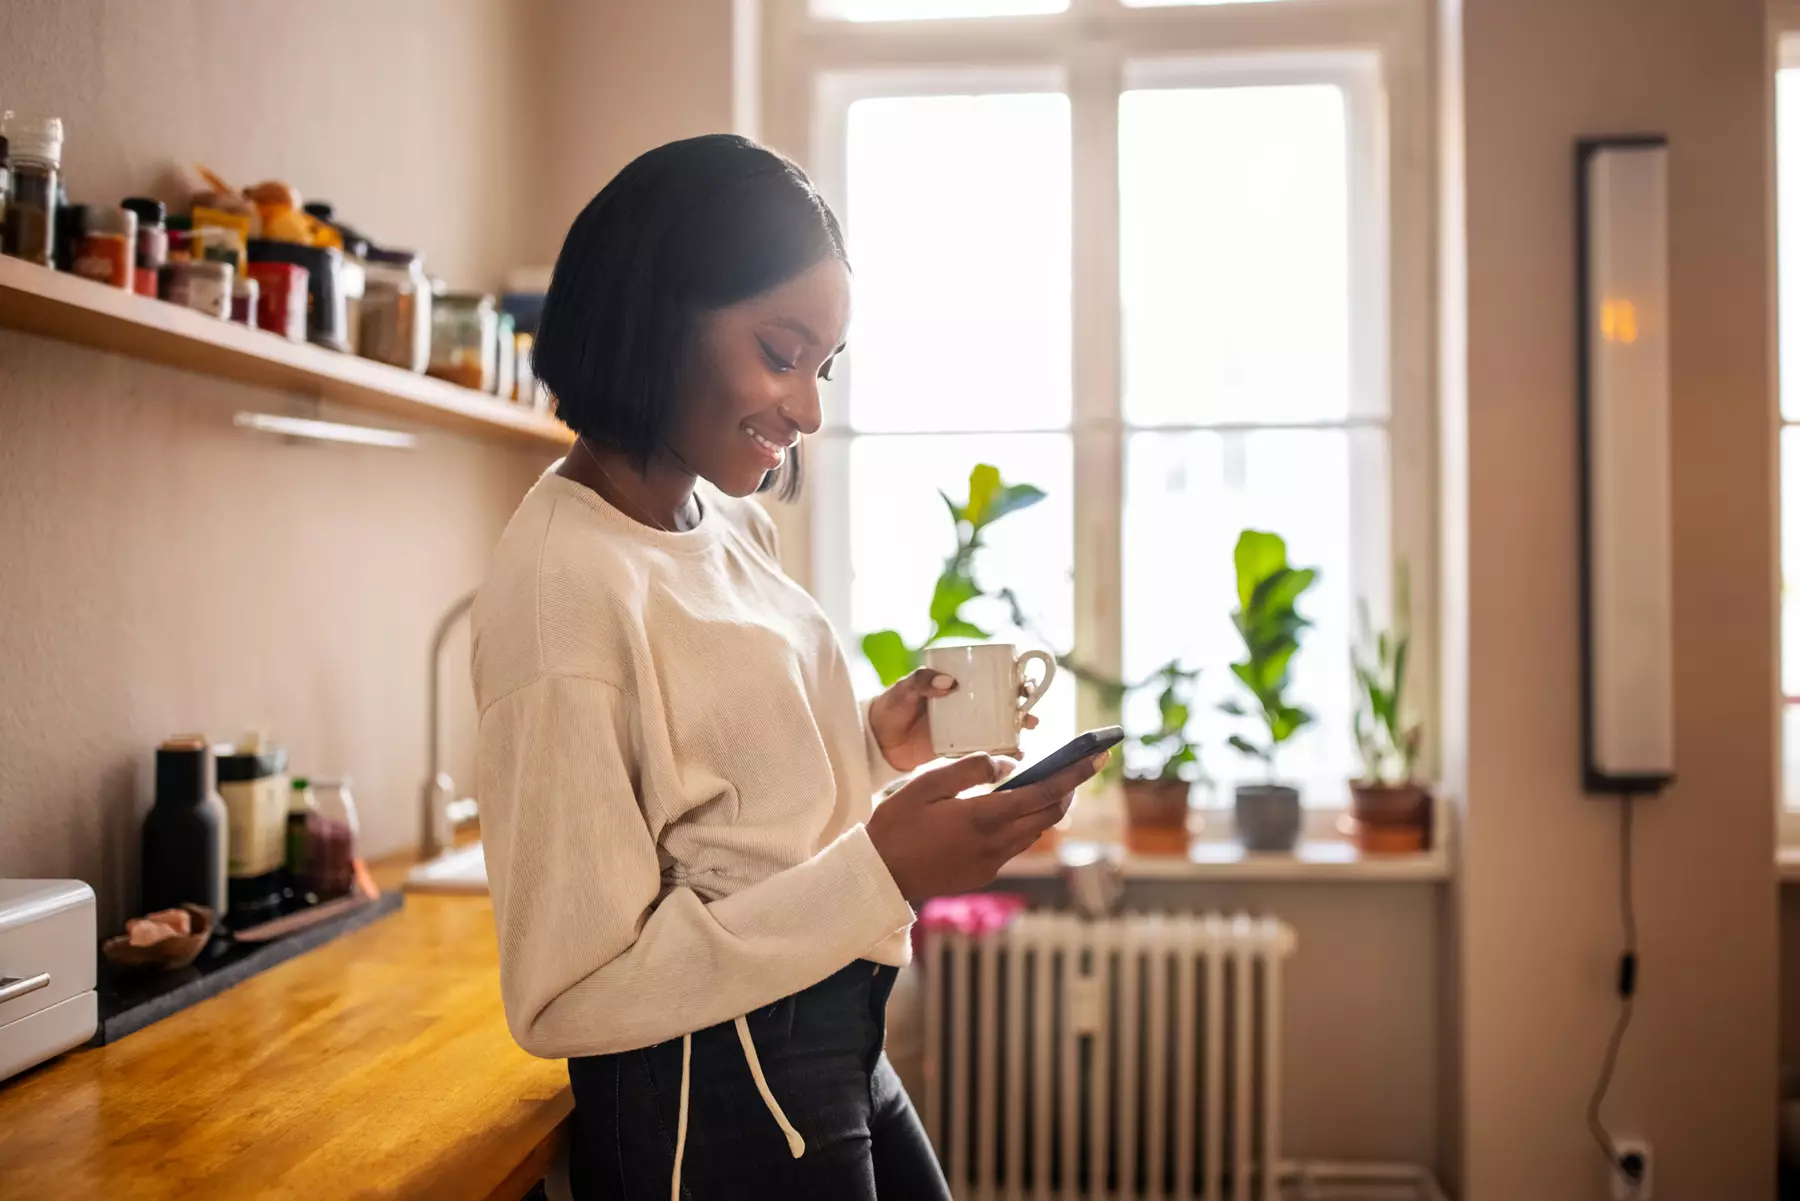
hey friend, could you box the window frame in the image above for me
[758,0,1438,807]
[1771,16,1800,844]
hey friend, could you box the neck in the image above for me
[560,437,699,532]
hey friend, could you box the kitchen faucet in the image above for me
[420,590,478,859]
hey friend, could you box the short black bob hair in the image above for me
[534,134,847,501]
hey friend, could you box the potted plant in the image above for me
[1349,566,1430,852]
[861,464,1045,686]
[1118,661,1207,854]
[1221,529,1317,853]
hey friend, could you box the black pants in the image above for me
[567,961,952,1200]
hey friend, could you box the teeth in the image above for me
[744,425,785,456]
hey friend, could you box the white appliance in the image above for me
[0,880,98,1082]
[921,911,1296,1201]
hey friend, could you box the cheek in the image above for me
[678,340,773,442]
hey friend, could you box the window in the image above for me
[765,0,1431,803]
[1777,47,1800,818]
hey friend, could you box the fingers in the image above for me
[1022,714,1040,730]
[902,666,957,697]
[975,751,1110,826]
[912,752,1001,797]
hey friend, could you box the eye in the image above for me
[758,338,797,373]
[818,358,836,383]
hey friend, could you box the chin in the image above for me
[705,465,768,499]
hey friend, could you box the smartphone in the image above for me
[990,726,1125,793]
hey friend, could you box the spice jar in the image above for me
[245,260,308,341]
[494,311,517,400]
[160,260,232,319]
[230,273,260,325]
[121,197,168,299]
[428,292,497,391]
[72,205,136,290]
[0,136,10,239]
[52,201,85,274]
[0,112,61,267]
[215,734,290,925]
[358,247,432,372]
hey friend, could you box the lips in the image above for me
[742,423,793,469]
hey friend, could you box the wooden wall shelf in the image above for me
[0,256,573,449]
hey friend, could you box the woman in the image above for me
[472,134,1104,1200]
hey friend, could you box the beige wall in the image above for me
[0,0,551,929]
[1447,0,1779,1196]
[524,0,739,265]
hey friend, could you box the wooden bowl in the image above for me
[102,903,216,971]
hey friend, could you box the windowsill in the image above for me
[1776,845,1800,882]
[999,837,1451,882]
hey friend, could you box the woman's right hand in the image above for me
[867,751,1108,902]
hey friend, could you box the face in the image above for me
[666,257,852,497]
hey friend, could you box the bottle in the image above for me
[0,136,11,243]
[1,113,61,266]
[141,736,229,920]
[215,733,290,924]
[121,197,168,299]
[285,777,318,902]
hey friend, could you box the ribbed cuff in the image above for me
[826,823,916,938]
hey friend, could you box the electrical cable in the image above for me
[1587,796,1638,1174]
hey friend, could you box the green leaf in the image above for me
[861,630,920,687]
[983,483,1046,525]
[939,490,965,528]
[1391,634,1409,732]
[1227,734,1269,762]
[1233,530,1288,610]
[964,464,1003,527]
[932,617,991,643]
[928,571,981,629]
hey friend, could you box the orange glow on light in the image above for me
[1601,298,1639,345]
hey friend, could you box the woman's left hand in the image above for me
[869,667,1039,773]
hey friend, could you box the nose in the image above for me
[784,379,823,437]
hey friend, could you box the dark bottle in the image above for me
[141,736,229,920]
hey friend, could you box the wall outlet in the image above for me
[1610,1139,1652,1200]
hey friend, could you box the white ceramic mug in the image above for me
[924,643,1057,757]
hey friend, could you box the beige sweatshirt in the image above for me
[471,470,916,1060]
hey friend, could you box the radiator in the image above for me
[920,911,1298,1201]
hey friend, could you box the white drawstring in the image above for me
[735,1015,808,1159]
[669,1033,692,1201]
[667,1018,807,1200]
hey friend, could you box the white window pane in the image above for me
[1123,429,1383,801]
[814,0,1065,20]
[1784,429,1800,700]
[1120,85,1351,426]
[1780,70,1800,421]
[848,434,1075,761]
[843,93,1071,432]
[1785,706,1800,809]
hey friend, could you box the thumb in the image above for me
[900,666,957,697]
[914,752,1000,798]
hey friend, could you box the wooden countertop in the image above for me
[0,860,570,1201]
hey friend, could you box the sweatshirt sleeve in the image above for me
[862,697,905,793]
[478,673,916,1059]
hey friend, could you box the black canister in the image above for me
[247,238,347,351]
[141,736,229,920]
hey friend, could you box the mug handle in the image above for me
[1015,650,1057,722]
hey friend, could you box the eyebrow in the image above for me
[769,315,845,354]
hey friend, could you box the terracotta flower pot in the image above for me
[1234,783,1301,852]
[1123,776,1192,856]
[1346,780,1431,853]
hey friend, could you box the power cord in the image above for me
[1587,796,1641,1181]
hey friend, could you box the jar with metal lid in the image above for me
[428,292,497,391]
[359,247,431,372]
[0,112,61,266]
[121,197,168,298]
[214,733,290,925]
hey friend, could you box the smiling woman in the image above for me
[472,133,1109,1201]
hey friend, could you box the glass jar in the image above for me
[359,248,432,373]
[306,779,360,899]
[428,292,497,391]
[121,197,168,298]
[72,205,137,290]
[0,112,61,266]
